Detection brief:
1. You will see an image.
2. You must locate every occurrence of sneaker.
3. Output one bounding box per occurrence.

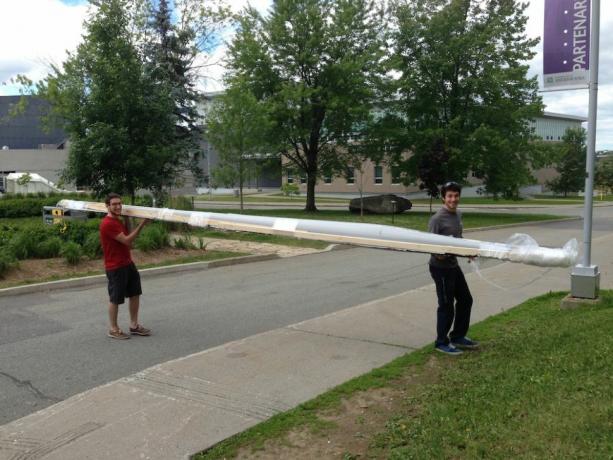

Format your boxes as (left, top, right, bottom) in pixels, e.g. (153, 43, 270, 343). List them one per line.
(108, 329, 130, 340)
(451, 336, 479, 349)
(435, 343, 463, 355)
(129, 324, 151, 336)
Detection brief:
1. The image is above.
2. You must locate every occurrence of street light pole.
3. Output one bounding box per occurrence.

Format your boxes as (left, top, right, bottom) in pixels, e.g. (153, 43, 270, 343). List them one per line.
(571, 0, 600, 299)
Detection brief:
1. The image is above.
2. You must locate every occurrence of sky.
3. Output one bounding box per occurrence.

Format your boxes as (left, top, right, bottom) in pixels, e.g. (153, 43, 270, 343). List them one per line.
(1, 0, 612, 150)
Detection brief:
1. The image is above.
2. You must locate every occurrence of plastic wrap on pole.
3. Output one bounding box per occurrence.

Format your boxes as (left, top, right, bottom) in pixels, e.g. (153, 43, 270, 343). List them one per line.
(57, 200, 578, 267)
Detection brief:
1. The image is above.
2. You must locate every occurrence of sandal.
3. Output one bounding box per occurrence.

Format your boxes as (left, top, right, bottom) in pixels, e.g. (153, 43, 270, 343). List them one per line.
(108, 329, 130, 340)
(129, 324, 151, 336)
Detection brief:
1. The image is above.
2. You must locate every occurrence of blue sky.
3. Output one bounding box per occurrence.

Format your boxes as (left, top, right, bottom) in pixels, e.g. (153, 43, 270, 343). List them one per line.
(1, 0, 612, 150)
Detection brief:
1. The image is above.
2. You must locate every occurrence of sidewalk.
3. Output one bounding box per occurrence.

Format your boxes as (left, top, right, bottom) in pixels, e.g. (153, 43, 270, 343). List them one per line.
(0, 230, 611, 460)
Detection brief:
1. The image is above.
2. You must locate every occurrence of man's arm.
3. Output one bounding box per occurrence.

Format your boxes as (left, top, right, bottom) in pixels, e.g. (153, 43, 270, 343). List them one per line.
(114, 219, 149, 247)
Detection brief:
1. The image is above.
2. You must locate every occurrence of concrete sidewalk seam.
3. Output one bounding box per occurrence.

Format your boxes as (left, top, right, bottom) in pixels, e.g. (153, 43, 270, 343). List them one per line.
(287, 326, 414, 350)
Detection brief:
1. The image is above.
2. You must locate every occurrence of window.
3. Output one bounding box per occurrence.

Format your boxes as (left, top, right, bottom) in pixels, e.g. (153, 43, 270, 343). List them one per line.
(300, 175, 307, 184)
(324, 175, 332, 184)
(374, 165, 383, 184)
(391, 165, 402, 185)
(287, 173, 294, 184)
(346, 167, 355, 184)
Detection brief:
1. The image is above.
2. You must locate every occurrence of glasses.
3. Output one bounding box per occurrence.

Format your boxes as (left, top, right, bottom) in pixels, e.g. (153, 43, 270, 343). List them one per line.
(443, 181, 459, 188)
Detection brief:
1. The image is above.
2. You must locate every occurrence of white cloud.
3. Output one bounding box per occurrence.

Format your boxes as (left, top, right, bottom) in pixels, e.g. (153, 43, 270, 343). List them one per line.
(0, 0, 88, 91)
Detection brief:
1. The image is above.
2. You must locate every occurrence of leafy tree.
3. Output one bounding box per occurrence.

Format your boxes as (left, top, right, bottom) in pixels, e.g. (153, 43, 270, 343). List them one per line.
(227, 0, 387, 211)
(37, 0, 176, 202)
(205, 84, 271, 211)
(391, 0, 543, 198)
(595, 156, 613, 194)
(547, 127, 587, 197)
(416, 135, 454, 212)
(142, 0, 231, 196)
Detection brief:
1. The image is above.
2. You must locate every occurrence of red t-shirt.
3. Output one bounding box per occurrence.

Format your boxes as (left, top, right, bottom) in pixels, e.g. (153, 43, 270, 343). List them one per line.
(100, 215, 133, 270)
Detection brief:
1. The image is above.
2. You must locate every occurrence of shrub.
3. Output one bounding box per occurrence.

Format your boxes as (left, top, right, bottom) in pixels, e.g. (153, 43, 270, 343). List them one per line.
(168, 195, 194, 211)
(281, 183, 300, 197)
(173, 235, 196, 250)
(0, 249, 17, 278)
(135, 224, 169, 252)
(61, 241, 82, 265)
(8, 233, 33, 260)
(35, 237, 63, 259)
(55, 219, 101, 245)
(82, 233, 102, 259)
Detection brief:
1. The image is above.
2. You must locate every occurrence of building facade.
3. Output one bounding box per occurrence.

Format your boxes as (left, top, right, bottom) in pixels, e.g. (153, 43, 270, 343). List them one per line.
(282, 111, 587, 195)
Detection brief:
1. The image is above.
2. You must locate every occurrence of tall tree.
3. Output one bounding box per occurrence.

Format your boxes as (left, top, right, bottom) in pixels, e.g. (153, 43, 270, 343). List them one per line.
(205, 83, 271, 211)
(547, 127, 587, 197)
(37, 0, 176, 202)
(142, 0, 204, 197)
(391, 0, 543, 198)
(227, 0, 386, 211)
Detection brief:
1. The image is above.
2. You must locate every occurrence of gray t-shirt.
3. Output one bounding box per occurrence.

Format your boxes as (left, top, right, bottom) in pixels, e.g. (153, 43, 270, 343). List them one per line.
(428, 207, 463, 268)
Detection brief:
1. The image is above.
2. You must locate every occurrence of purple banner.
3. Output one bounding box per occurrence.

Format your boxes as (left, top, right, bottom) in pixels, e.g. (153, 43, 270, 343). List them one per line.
(543, 0, 590, 90)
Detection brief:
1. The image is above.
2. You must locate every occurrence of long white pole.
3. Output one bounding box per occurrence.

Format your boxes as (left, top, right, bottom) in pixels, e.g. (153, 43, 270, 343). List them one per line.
(58, 200, 578, 268)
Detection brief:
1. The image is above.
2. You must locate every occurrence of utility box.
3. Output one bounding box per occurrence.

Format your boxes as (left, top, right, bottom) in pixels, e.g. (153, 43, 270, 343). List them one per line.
(42, 206, 88, 225)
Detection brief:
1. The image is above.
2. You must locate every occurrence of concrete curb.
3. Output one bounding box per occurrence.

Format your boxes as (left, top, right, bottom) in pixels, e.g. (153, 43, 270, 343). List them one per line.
(0, 253, 280, 299)
(0, 243, 348, 299)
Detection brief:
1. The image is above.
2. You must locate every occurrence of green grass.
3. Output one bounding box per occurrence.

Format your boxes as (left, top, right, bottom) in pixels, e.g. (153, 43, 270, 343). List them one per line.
(376, 291, 613, 459)
(198, 209, 569, 232)
(411, 197, 578, 206)
(195, 291, 613, 459)
(193, 195, 348, 203)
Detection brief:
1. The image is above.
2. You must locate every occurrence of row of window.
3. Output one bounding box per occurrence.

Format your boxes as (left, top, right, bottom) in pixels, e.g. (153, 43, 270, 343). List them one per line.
(287, 165, 403, 185)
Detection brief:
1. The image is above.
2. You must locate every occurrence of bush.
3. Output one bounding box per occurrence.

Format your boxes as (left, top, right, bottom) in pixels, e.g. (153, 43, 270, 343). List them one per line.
(34, 237, 63, 259)
(55, 219, 101, 245)
(82, 233, 102, 259)
(281, 183, 300, 197)
(0, 193, 94, 218)
(61, 241, 82, 265)
(8, 232, 34, 260)
(0, 249, 17, 278)
(173, 235, 196, 250)
(135, 224, 169, 252)
(168, 195, 194, 211)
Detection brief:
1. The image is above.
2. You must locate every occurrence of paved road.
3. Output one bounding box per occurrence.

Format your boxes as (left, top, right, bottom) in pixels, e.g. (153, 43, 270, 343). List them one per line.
(0, 205, 611, 425)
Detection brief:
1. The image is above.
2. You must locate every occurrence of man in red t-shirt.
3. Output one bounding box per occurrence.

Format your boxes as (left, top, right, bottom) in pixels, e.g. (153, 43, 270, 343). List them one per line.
(100, 193, 150, 339)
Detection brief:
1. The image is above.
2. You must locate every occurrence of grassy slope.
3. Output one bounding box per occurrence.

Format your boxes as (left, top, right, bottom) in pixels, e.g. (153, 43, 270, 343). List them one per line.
(197, 291, 613, 459)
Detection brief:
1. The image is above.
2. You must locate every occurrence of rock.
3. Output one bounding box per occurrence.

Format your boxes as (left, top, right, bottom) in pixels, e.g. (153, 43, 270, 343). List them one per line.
(349, 194, 412, 214)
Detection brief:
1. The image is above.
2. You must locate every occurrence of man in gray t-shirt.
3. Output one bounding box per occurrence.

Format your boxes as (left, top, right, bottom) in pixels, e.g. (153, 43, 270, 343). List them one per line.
(428, 182, 478, 355)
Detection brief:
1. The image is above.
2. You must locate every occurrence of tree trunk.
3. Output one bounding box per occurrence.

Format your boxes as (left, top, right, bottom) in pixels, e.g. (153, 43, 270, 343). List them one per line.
(239, 159, 244, 213)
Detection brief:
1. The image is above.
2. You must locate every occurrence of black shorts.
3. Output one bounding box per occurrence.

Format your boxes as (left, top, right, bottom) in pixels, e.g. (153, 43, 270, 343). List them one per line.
(106, 263, 142, 305)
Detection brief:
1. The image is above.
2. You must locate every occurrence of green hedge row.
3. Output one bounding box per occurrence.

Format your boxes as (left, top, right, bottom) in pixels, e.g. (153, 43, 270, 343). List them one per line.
(0, 220, 171, 278)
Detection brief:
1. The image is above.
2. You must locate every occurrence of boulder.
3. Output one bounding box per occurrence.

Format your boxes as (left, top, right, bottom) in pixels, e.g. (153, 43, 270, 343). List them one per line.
(349, 194, 412, 214)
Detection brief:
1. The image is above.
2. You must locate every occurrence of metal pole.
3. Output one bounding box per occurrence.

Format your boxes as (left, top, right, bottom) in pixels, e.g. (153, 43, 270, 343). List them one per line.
(571, 0, 600, 299)
(582, 0, 599, 267)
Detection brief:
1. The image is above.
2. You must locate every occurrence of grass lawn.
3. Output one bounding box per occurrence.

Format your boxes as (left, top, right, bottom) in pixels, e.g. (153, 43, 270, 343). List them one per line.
(196, 290, 613, 459)
(200, 209, 569, 232)
(193, 195, 348, 203)
(410, 196, 613, 206)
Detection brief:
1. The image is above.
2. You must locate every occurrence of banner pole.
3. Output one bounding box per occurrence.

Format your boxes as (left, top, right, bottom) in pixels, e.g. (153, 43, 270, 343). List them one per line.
(571, 0, 600, 299)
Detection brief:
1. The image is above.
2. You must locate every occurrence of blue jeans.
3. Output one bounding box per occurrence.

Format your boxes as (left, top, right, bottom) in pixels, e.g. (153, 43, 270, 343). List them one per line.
(429, 265, 473, 346)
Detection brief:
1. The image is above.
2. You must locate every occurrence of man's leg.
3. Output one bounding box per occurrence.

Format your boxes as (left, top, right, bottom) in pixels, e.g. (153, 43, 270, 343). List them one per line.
(128, 295, 140, 329)
(430, 265, 456, 346)
(108, 302, 120, 332)
(450, 267, 473, 341)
